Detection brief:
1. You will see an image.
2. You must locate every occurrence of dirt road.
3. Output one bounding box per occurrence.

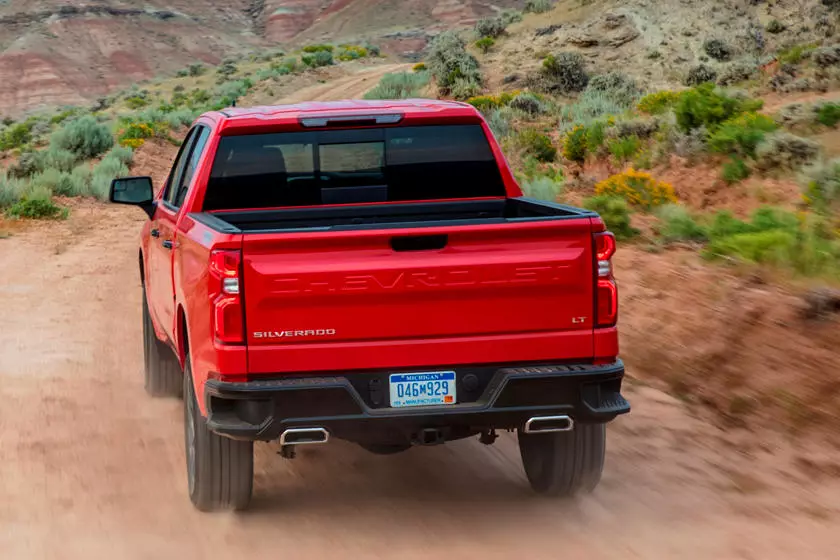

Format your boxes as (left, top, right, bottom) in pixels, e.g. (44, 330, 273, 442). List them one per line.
(277, 63, 413, 103)
(1, 203, 839, 559)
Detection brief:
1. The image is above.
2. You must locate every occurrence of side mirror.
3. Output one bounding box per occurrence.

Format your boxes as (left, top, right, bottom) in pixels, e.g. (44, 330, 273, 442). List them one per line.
(110, 176, 156, 219)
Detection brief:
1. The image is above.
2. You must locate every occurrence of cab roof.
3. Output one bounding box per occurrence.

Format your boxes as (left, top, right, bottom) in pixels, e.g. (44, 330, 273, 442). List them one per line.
(200, 99, 484, 135)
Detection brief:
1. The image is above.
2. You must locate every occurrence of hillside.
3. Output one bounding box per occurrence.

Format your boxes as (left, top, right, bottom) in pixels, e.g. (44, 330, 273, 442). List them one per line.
(0, 0, 523, 117)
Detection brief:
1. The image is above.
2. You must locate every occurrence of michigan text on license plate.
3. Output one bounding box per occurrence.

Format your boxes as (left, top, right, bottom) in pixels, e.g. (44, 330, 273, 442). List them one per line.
(389, 372, 456, 408)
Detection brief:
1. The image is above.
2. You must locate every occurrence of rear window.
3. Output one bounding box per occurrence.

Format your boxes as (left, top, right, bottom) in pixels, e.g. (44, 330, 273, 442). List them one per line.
(203, 125, 506, 210)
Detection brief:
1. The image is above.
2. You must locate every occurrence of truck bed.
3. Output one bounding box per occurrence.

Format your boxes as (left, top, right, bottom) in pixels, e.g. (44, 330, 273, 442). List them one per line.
(190, 198, 595, 234)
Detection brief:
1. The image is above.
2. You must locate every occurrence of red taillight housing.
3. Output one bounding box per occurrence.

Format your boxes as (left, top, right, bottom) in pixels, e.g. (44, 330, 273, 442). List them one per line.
(594, 232, 618, 327)
(209, 250, 244, 344)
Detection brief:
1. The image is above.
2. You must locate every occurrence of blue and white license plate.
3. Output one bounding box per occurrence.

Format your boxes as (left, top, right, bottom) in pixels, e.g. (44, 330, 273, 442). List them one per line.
(389, 371, 457, 408)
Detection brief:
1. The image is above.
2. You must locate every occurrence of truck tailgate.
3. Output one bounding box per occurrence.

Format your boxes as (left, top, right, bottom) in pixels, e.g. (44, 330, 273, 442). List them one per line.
(242, 219, 595, 372)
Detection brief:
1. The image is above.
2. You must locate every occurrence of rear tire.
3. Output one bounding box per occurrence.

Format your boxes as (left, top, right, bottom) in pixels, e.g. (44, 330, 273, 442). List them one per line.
(359, 443, 411, 455)
(517, 423, 606, 497)
(184, 357, 254, 512)
(142, 287, 182, 398)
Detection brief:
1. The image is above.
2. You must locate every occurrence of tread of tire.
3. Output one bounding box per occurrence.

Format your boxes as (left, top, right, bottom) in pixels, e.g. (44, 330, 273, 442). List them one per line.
(518, 423, 605, 497)
(185, 359, 253, 511)
(142, 289, 182, 398)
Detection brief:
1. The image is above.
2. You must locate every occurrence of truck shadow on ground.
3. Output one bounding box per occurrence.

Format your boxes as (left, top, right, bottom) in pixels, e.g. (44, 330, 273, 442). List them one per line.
(243, 435, 588, 515)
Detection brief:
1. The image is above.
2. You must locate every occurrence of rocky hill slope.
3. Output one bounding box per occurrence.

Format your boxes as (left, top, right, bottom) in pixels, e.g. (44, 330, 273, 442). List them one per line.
(0, 0, 522, 117)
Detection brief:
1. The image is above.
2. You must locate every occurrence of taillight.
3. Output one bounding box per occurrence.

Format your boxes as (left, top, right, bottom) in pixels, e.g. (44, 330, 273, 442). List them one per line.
(209, 250, 244, 344)
(594, 232, 618, 328)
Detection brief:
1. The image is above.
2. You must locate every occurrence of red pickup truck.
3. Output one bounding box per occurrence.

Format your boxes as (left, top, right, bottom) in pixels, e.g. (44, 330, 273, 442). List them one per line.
(110, 99, 629, 511)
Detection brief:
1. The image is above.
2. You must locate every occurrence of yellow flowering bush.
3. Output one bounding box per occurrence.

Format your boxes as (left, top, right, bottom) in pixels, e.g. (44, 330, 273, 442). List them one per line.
(562, 124, 587, 163)
(595, 168, 677, 209)
(117, 121, 165, 148)
(637, 90, 681, 115)
(466, 90, 521, 112)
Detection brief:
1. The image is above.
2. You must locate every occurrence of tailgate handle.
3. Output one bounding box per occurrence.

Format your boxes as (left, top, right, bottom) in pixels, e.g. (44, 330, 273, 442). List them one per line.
(390, 234, 448, 252)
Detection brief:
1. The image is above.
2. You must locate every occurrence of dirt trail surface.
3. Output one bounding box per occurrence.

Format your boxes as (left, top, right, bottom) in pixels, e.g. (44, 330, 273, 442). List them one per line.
(276, 63, 413, 103)
(1, 206, 839, 559)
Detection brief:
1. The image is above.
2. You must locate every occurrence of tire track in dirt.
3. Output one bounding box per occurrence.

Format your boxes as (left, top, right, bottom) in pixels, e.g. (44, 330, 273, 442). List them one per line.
(277, 63, 414, 104)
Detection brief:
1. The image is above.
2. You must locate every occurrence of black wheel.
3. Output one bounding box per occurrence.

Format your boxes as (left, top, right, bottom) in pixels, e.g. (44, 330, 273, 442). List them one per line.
(142, 287, 182, 398)
(184, 357, 253, 511)
(359, 443, 411, 455)
(517, 423, 606, 497)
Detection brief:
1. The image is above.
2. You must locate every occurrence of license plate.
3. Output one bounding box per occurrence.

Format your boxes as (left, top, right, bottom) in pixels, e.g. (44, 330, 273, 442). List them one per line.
(389, 371, 456, 408)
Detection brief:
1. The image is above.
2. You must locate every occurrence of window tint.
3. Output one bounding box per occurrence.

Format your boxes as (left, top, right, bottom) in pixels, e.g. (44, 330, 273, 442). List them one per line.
(203, 125, 505, 211)
(174, 127, 210, 208)
(162, 127, 198, 206)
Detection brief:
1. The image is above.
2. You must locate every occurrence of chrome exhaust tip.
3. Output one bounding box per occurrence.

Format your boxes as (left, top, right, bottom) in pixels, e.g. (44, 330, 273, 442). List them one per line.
(524, 415, 574, 434)
(279, 427, 330, 446)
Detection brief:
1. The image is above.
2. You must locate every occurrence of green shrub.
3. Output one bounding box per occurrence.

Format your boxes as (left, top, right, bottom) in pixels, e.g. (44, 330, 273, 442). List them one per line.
(708, 112, 778, 158)
(475, 37, 495, 53)
(521, 175, 563, 201)
(562, 125, 587, 163)
(525, 0, 554, 13)
(364, 71, 430, 99)
(585, 72, 641, 107)
(106, 145, 134, 166)
(426, 31, 483, 94)
(717, 61, 759, 86)
(0, 120, 35, 151)
(816, 102, 840, 127)
(607, 135, 642, 161)
(675, 83, 761, 132)
(302, 44, 334, 53)
(0, 173, 25, 207)
(125, 96, 149, 109)
(273, 57, 301, 75)
(560, 93, 624, 129)
(509, 92, 545, 115)
(216, 61, 238, 78)
(656, 204, 708, 242)
(707, 229, 797, 264)
(50, 116, 113, 159)
(188, 63, 205, 77)
(475, 16, 507, 39)
(778, 42, 818, 65)
(755, 132, 820, 171)
(336, 45, 369, 61)
(704, 38, 733, 61)
(685, 64, 718, 86)
(519, 130, 557, 162)
(812, 44, 840, 67)
(722, 157, 751, 183)
(91, 156, 129, 200)
(301, 50, 334, 67)
(583, 195, 638, 240)
(800, 159, 840, 212)
(585, 120, 607, 153)
(637, 91, 680, 115)
(450, 77, 482, 100)
(708, 210, 754, 239)
(766, 20, 786, 34)
(39, 147, 79, 173)
(165, 108, 198, 129)
(7, 151, 41, 178)
(6, 186, 62, 219)
(213, 79, 251, 107)
(534, 52, 589, 94)
(500, 9, 523, 25)
(486, 107, 514, 139)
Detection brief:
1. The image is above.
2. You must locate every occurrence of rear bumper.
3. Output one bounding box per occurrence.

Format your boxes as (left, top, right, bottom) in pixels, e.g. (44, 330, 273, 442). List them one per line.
(204, 361, 630, 443)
